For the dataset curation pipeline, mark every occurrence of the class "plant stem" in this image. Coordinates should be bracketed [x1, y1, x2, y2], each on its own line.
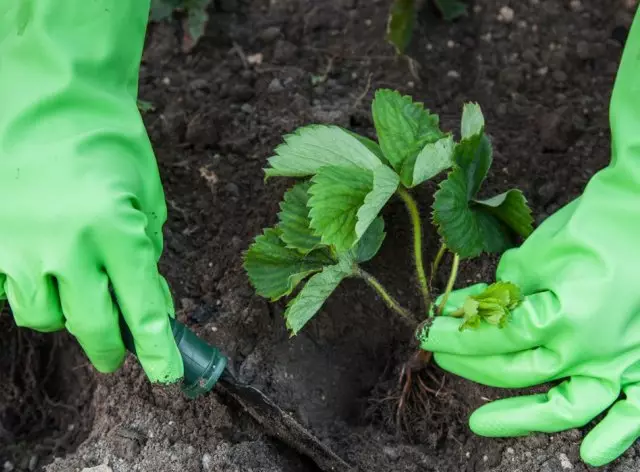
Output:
[396, 187, 430, 311]
[356, 268, 417, 326]
[436, 253, 460, 316]
[429, 242, 447, 290]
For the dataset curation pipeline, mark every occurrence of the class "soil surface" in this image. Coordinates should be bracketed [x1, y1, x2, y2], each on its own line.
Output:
[2, 0, 640, 471]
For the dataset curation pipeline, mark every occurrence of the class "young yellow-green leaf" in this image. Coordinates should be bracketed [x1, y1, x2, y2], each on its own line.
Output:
[277, 182, 324, 254]
[457, 282, 522, 331]
[351, 217, 386, 263]
[433, 132, 533, 258]
[308, 165, 398, 252]
[411, 134, 455, 187]
[434, 0, 468, 21]
[473, 190, 534, 239]
[244, 228, 334, 301]
[372, 89, 444, 184]
[461, 102, 485, 139]
[355, 165, 400, 238]
[265, 125, 382, 178]
[284, 256, 355, 334]
[386, 0, 416, 55]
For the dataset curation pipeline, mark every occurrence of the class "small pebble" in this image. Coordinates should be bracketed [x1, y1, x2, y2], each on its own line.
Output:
[259, 26, 281, 43]
[240, 103, 254, 114]
[28, 456, 38, 471]
[559, 453, 573, 469]
[553, 70, 568, 82]
[267, 78, 284, 93]
[498, 6, 515, 23]
[447, 70, 460, 79]
[506, 447, 515, 454]
[483, 455, 488, 462]
[569, 0, 582, 11]
[447, 40, 455, 48]
[3, 462, 14, 472]
[162, 77, 171, 86]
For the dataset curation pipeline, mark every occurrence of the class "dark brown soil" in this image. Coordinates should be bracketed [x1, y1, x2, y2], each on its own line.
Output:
[2, 0, 640, 471]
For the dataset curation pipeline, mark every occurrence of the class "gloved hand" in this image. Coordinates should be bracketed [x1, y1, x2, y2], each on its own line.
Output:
[420, 7, 640, 467]
[0, 0, 183, 383]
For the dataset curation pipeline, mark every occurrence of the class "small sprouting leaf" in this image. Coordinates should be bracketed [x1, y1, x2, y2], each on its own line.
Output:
[372, 89, 444, 185]
[475, 281, 523, 309]
[351, 217, 386, 263]
[386, 0, 416, 55]
[244, 228, 334, 301]
[412, 134, 455, 186]
[355, 165, 400, 238]
[474, 190, 533, 239]
[150, 0, 180, 21]
[457, 282, 523, 331]
[461, 102, 485, 139]
[433, 126, 533, 259]
[278, 182, 324, 254]
[433, 0, 468, 21]
[307, 165, 398, 252]
[284, 256, 355, 334]
[265, 125, 382, 179]
[137, 99, 155, 113]
[185, 6, 209, 47]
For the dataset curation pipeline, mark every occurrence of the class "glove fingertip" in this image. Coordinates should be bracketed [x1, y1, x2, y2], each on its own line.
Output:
[136, 318, 184, 384]
[84, 347, 126, 375]
[579, 441, 614, 468]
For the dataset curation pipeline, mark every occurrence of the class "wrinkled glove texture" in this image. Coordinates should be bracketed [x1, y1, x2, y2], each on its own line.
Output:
[0, 0, 183, 383]
[421, 7, 640, 467]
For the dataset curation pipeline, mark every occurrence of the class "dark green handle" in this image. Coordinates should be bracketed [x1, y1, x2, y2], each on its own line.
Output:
[119, 316, 228, 399]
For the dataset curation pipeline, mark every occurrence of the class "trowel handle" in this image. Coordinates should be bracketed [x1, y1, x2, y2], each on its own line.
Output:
[119, 315, 228, 398]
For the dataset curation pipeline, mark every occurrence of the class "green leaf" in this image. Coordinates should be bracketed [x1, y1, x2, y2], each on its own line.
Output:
[432, 166, 484, 258]
[411, 134, 455, 186]
[308, 165, 398, 252]
[284, 256, 355, 334]
[352, 217, 386, 263]
[433, 132, 533, 258]
[433, 0, 468, 21]
[186, 6, 209, 45]
[344, 130, 390, 166]
[265, 125, 383, 179]
[308, 166, 373, 251]
[244, 228, 334, 301]
[278, 182, 324, 254]
[386, 0, 416, 55]
[461, 102, 485, 139]
[473, 190, 534, 239]
[454, 132, 492, 199]
[457, 282, 523, 331]
[355, 165, 400, 238]
[372, 89, 444, 183]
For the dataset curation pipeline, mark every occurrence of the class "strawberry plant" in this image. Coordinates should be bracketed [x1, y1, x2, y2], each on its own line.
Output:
[244, 89, 532, 428]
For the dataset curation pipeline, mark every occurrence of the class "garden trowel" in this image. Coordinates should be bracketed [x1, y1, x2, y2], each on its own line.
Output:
[120, 316, 352, 472]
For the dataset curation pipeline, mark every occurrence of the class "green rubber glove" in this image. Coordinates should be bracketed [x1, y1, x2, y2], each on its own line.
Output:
[420, 8, 640, 467]
[0, 0, 183, 383]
